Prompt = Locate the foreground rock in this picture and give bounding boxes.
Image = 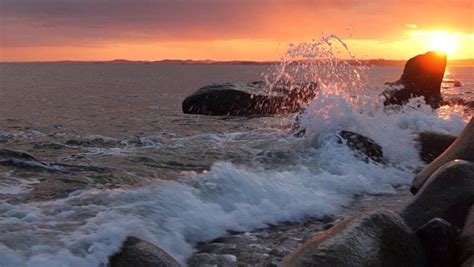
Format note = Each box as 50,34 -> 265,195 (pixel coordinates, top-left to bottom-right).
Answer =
109,237 -> 181,267
459,206 -> 474,265
415,218 -> 459,267
411,117 -> 474,194
337,130 -> 385,163
182,81 -> 317,116
282,209 -> 425,267
383,51 -> 447,108
401,160 -> 474,229
416,132 -> 457,163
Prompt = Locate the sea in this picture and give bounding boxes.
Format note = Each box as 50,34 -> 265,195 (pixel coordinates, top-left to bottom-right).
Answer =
0,55 -> 473,266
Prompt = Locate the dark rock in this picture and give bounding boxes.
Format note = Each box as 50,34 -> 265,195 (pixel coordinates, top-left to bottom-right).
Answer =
0,148 -> 37,161
459,206 -> 474,264
282,209 -> 425,267
416,132 -> 456,163
109,236 -> 181,267
338,130 -> 385,163
415,218 -> 459,267
182,81 -> 317,116
383,51 -> 447,108
411,118 -> 474,194
401,160 -> 474,230
33,142 -> 66,150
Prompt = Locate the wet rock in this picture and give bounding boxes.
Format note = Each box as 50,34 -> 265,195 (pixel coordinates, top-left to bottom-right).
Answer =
109,236 -> 181,267
411,117 -> 474,194
416,131 -> 456,163
338,130 -> 385,163
182,81 -> 317,116
401,160 -> 474,229
0,149 -> 36,161
459,206 -> 474,264
383,51 -> 446,108
282,209 -> 425,267
415,218 -> 459,267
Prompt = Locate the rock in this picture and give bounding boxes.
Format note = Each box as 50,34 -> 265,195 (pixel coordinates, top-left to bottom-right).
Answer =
338,130 -> 385,163
459,206 -> 474,264
282,209 -> 425,267
0,148 -> 37,161
415,218 -> 459,267
416,132 -> 456,163
462,256 -> 474,267
411,117 -> 474,194
383,51 -> 447,108
109,236 -> 181,267
401,160 -> 474,230
182,81 -> 317,116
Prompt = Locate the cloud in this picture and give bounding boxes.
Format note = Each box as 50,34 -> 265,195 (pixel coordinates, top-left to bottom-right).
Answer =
0,0 -> 473,47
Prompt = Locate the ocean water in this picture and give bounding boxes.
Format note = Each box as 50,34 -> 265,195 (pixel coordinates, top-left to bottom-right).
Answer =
0,61 -> 473,266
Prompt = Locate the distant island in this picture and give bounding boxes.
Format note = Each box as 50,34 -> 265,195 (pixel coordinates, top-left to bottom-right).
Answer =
3,58 -> 474,67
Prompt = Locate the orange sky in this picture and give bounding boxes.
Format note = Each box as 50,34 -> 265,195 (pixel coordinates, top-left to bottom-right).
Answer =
1,0 -> 473,61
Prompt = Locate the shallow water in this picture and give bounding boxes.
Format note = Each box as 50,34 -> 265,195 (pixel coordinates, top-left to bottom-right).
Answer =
0,63 -> 472,266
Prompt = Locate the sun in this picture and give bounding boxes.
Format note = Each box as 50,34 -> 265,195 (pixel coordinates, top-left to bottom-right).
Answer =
426,31 -> 460,56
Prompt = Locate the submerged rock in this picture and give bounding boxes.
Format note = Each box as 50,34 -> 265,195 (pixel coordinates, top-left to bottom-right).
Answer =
282,209 -> 425,267
109,237 -> 181,267
383,51 -> 447,108
415,218 -> 459,267
337,130 -> 385,163
416,132 -> 456,163
411,117 -> 474,194
401,160 -> 474,230
182,81 -> 317,116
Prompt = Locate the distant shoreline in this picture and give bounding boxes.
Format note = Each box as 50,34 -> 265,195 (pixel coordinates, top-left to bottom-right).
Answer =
1,58 -> 474,67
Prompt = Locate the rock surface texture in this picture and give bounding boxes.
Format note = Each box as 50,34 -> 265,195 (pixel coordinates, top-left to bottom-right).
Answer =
402,160 -> 474,230
282,209 -> 425,267
415,218 -> 459,267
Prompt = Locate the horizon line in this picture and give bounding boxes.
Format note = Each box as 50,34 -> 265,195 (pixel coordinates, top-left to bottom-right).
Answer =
2,58 -> 474,66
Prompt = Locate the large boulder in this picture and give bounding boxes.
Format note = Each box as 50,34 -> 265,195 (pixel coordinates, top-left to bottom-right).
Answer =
411,117 -> 474,194
401,160 -> 474,230
415,218 -> 459,267
109,237 -> 181,267
282,209 -> 425,267
182,81 -> 317,116
416,132 -> 457,163
383,51 -> 447,108
459,206 -> 474,264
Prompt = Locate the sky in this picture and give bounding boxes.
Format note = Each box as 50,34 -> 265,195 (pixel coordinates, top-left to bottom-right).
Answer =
0,0 -> 473,61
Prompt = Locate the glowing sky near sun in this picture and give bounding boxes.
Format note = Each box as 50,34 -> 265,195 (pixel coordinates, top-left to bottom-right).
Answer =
0,0 -> 473,61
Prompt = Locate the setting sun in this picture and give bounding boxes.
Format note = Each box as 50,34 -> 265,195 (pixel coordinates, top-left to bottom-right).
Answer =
411,31 -> 462,57
427,31 -> 460,55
